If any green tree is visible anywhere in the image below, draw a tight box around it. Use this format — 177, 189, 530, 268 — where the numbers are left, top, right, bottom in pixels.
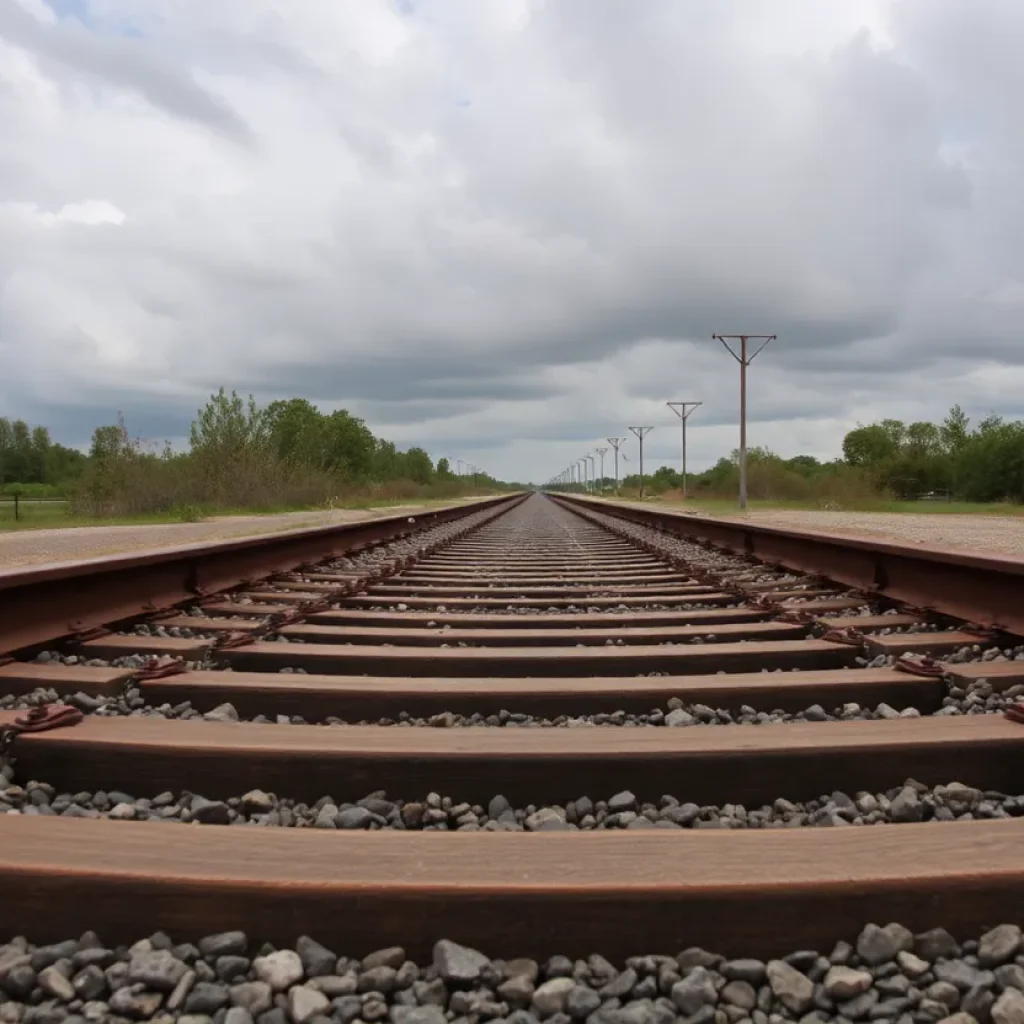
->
401, 447, 434, 485
323, 410, 375, 480
842, 424, 900, 467
190, 388, 267, 458
941, 405, 970, 453
264, 398, 325, 467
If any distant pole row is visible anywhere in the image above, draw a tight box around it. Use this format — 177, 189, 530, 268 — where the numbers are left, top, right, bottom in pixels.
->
450, 459, 484, 487
545, 333, 777, 509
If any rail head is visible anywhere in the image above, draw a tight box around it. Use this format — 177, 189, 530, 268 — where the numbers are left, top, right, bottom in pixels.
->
550, 493, 1024, 636
0, 493, 526, 655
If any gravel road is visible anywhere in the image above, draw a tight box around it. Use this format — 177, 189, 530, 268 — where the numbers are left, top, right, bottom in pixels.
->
717, 510, 1024, 557
0, 503, 456, 570
607, 502, 1024, 558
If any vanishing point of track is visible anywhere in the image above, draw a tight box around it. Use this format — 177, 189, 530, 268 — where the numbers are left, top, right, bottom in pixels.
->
4, 492, 1024, 1020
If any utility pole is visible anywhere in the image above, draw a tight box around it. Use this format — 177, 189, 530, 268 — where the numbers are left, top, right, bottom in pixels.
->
713, 334, 776, 510
585, 454, 595, 494
666, 401, 702, 500
595, 447, 608, 493
627, 426, 654, 499
578, 458, 587, 493
606, 437, 625, 492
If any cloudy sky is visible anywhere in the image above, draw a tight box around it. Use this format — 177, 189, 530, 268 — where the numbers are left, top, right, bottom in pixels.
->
1, 0, 1021, 483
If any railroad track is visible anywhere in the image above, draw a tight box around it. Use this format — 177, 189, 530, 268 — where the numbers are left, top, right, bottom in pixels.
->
2, 492, 1024, 1023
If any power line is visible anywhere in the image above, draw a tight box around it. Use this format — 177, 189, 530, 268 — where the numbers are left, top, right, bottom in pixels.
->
666, 401, 702, 501
627, 426, 654, 499
595, 447, 608, 493
606, 437, 625, 491
712, 334, 776, 510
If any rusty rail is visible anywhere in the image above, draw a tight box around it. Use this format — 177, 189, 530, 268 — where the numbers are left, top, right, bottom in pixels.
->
0, 493, 525, 655
552, 493, 1024, 637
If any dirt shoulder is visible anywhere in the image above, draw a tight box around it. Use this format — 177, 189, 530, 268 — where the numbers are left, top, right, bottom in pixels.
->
593, 500, 1024, 558
0, 503, 461, 570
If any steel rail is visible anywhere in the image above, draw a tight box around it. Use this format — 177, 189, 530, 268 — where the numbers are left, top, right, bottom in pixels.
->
552, 493, 1024, 636
0, 493, 525, 655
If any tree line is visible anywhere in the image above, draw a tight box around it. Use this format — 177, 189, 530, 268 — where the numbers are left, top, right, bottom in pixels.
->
2, 389, 509, 516
614, 405, 1024, 505
0, 418, 86, 492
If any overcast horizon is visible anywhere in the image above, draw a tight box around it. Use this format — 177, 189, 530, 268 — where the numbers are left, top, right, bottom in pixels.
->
1, 0, 1021, 484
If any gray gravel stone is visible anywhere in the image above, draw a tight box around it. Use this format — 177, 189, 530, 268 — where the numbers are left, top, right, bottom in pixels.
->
198, 932, 247, 959
671, 967, 717, 1015
295, 936, 336, 977
2, 963, 37, 999
190, 797, 231, 825
184, 981, 230, 1014
766, 960, 814, 1014
897, 950, 930, 977
858, 924, 901, 965
935, 961, 994, 992
287, 984, 329, 1023
917, 929, 960, 962
499, 974, 536, 1004
363, 947, 406, 971
252, 950, 303, 991
9, 921, 1024, 1024
229, 980, 272, 1015
167, 968, 197, 1011
433, 939, 489, 985
37, 965, 75, 1001
994, 989, 1024, 1024
997, 966, 1024, 993
337, 806, 374, 829
721, 980, 757, 1010
109, 986, 165, 1018
979, 925, 1023, 967
722, 959, 766, 984
129, 949, 189, 991
391, 1007, 448, 1024
824, 966, 874, 999
533, 977, 576, 1016
72, 964, 107, 1001
566, 984, 602, 1018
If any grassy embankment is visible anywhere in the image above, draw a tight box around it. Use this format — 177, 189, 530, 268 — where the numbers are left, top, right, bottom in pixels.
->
0, 494, 487, 532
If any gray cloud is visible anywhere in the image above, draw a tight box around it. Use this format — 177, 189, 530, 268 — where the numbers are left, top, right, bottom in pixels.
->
0, 0, 1021, 480
0, 1, 253, 145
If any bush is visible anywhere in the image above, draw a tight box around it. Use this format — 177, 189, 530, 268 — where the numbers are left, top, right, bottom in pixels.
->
67, 392, 506, 518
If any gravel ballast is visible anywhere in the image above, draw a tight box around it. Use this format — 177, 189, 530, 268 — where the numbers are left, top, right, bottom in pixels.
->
0, 774, 1017, 831
1, 925, 1023, 1024
4, 676, 1022, 727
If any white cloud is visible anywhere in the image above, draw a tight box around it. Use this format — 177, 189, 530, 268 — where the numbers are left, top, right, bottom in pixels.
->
0, 0, 1020, 481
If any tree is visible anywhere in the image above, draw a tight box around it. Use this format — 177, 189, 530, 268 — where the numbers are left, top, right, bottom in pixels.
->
842, 424, 899, 467
437, 457, 452, 477
190, 388, 267, 458
323, 410, 375, 480
402, 447, 434, 485
90, 422, 131, 462
264, 398, 324, 468
956, 418, 1024, 503
941, 405, 970, 453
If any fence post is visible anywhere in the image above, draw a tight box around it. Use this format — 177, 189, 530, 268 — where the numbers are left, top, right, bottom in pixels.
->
13, 495, 19, 521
